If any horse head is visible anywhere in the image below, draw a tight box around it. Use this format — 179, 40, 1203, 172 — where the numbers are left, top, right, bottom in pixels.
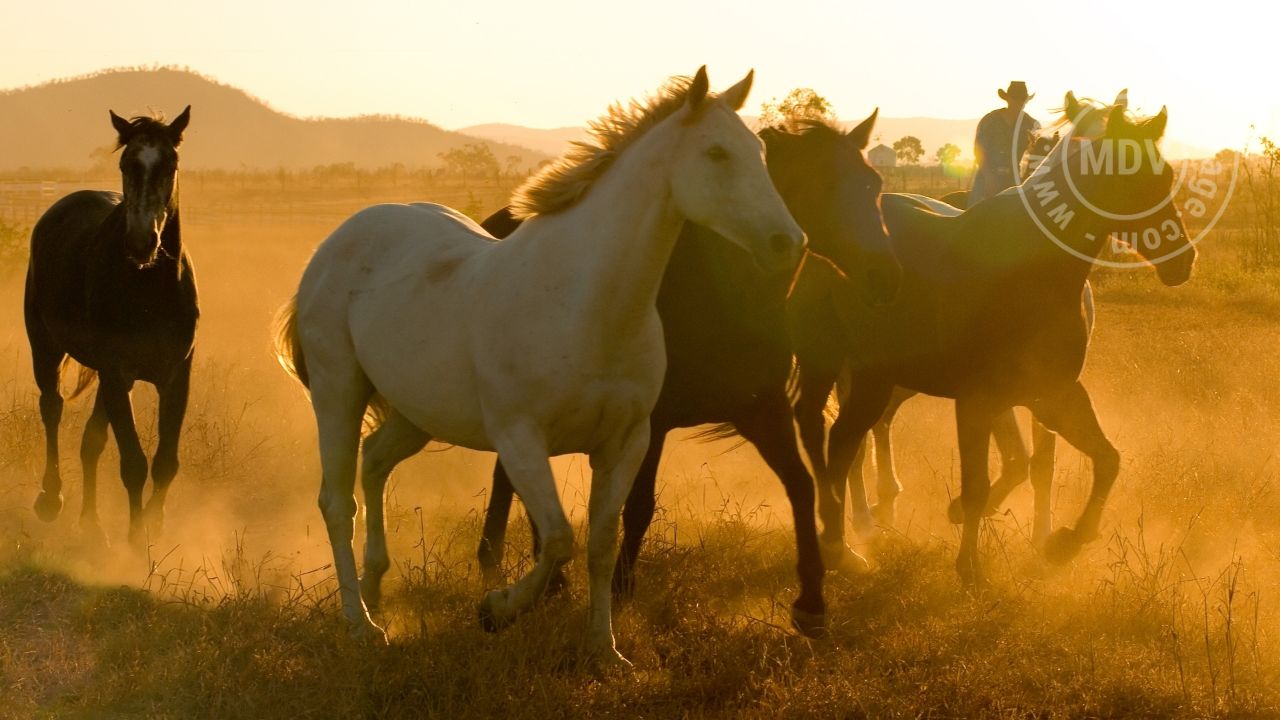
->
668, 68, 806, 276
760, 110, 901, 306
109, 106, 189, 268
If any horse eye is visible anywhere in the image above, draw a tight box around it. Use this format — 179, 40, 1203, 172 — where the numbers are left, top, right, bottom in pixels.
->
707, 145, 729, 162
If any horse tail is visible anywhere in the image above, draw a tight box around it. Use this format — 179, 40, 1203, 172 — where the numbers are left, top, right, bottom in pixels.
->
273, 295, 309, 389
273, 295, 389, 435
688, 422, 745, 447
59, 358, 98, 400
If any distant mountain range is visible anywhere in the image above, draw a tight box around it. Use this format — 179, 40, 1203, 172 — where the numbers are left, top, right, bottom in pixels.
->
0, 68, 549, 172
462, 115, 1213, 162
1, 68, 1213, 173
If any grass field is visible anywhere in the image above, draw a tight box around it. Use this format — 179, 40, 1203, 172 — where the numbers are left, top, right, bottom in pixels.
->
1, 173, 1278, 718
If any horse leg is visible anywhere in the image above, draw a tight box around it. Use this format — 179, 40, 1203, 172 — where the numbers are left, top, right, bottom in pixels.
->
479, 461, 571, 595
479, 422, 572, 633
734, 391, 826, 637
315, 389, 386, 640
987, 409, 1030, 514
822, 380, 893, 566
143, 357, 192, 536
98, 377, 149, 548
793, 364, 836, 481
612, 424, 666, 599
954, 396, 999, 586
30, 339, 65, 522
1031, 382, 1119, 564
869, 388, 911, 527
1028, 417, 1058, 547
359, 409, 428, 613
583, 418, 651, 669
78, 386, 110, 544
477, 461, 516, 582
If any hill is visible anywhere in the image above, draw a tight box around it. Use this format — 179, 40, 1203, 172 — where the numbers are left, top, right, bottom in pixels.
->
0, 68, 549, 172
458, 123, 588, 159
462, 116, 985, 163
463, 114, 1212, 162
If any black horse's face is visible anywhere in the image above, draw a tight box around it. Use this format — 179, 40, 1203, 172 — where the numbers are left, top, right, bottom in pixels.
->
1092, 106, 1195, 286
763, 112, 901, 307
110, 106, 189, 267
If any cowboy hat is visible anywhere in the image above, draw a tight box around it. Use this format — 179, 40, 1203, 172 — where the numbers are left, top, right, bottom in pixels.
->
998, 81, 1034, 102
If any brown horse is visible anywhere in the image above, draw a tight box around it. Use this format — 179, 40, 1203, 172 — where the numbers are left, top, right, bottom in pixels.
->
26, 108, 197, 548
790, 101, 1194, 583
839, 94, 1121, 545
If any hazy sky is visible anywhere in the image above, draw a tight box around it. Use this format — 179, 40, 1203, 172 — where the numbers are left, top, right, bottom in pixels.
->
2, 0, 1274, 151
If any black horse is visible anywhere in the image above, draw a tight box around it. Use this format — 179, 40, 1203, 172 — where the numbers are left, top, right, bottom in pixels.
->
25, 107, 198, 547
474, 115, 900, 636
790, 104, 1194, 584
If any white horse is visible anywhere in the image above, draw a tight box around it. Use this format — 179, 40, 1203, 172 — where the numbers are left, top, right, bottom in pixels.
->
275, 67, 804, 668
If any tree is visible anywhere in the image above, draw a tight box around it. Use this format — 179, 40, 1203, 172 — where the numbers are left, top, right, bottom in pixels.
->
1215, 148, 1241, 167
505, 154, 523, 177
437, 142, 499, 185
893, 136, 924, 165
758, 88, 835, 129
935, 143, 961, 167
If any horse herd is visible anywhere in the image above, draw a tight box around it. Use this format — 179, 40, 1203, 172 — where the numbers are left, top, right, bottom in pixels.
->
22, 67, 1192, 669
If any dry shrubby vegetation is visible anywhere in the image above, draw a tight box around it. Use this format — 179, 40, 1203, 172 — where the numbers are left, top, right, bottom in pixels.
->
0, 158, 1279, 718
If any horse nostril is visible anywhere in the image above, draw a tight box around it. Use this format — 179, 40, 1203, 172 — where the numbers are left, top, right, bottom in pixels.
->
769, 233, 794, 257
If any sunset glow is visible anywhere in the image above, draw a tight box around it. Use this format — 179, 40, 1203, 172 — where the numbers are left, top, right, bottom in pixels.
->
2, 0, 1274, 153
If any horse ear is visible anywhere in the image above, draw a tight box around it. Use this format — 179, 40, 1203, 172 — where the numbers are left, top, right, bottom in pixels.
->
1063, 91, 1082, 121
718, 69, 753, 111
1114, 88, 1129, 109
110, 110, 132, 144
168, 105, 191, 144
846, 108, 878, 150
1106, 104, 1129, 134
1143, 106, 1168, 140
686, 66, 710, 113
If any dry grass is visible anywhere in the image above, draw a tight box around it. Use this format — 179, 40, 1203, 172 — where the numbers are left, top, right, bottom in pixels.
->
0, 177, 1278, 718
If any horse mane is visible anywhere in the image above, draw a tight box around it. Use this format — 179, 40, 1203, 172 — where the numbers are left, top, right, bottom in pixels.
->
1016, 100, 1161, 190
509, 75, 699, 219
785, 118, 849, 140
113, 114, 172, 150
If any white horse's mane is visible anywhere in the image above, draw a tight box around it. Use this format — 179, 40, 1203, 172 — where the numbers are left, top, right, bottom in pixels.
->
510, 75, 700, 220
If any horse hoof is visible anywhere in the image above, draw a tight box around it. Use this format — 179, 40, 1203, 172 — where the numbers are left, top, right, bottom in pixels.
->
870, 502, 896, 528
586, 645, 633, 676
547, 568, 571, 598
350, 618, 389, 645
479, 563, 504, 587
33, 492, 63, 522
955, 556, 985, 588
820, 540, 871, 574
360, 581, 383, 615
851, 511, 877, 539
127, 526, 148, 553
946, 497, 965, 525
1043, 527, 1082, 565
791, 606, 827, 639
478, 589, 514, 633
80, 521, 110, 547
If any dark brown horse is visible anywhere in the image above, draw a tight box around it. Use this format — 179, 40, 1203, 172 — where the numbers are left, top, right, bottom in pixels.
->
790, 102, 1194, 583
476, 114, 899, 636
26, 108, 198, 547
835, 95, 1119, 546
